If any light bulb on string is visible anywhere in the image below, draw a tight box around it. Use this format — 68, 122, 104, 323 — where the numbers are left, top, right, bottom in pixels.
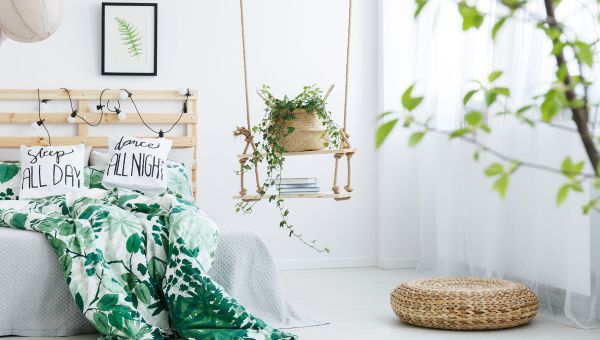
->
116, 108, 126, 121
31, 120, 44, 130
67, 110, 78, 123
119, 90, 129, 100
179, 88, 190, 96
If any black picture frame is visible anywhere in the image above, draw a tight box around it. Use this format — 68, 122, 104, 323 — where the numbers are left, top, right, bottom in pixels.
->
101, 2, 157, 76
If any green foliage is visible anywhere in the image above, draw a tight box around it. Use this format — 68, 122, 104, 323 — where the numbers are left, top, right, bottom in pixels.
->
458, 1, 484, 30
402, 85, 424, 111
115, 17, 143, 58
380, 1, 600, 217
376, 119, 399, 148
408, 131, 426, 146
235, 85, 338, 253
414, 0, 428, 17
492, 15, 509, 40
484, 161, 520, 198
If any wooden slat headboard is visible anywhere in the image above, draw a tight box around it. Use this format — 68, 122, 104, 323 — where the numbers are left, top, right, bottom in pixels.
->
0, 89, 198, 194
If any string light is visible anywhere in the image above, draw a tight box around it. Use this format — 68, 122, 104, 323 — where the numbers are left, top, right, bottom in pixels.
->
121, 87, 190, 138
57, 88, 191, 140
33, 89, 52, 145
67, 110, 78, 123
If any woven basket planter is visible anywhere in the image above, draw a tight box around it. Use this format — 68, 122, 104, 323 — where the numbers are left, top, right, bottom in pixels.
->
390, 277, 539, 330
274, 109, 327, 152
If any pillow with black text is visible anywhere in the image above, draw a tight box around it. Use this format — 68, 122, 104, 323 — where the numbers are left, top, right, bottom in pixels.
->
19, 144, 85, 199
102, 135, 172, 195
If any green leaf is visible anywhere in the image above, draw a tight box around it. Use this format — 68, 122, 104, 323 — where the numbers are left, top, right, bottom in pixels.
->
377, 111, 394, 121
574, 41, 593, 67
464, 111, 483, 126
414, 0, 428, 17
463, 89, 479, 105
582, 198, 599, 214
556, 184, 570, 206
408, 131, 426, 146
561, 157, 584, 179
485, 91, 498, 107
516, 104, 534, 114
494, 87, 510, 96
148, 257, 166, 283
376, 119, 399, 148
488, 71, 503, 83
97, 294, 119, 311
541, 89, 560, 122
449, 127, 471, 138
401, 85, 424, 111
493, 175, 510, 198
492, 16, 508, 40
458, 2, 484, 30
75, 293, 84, 312
93, 312, 110, 334
484, 163, 504, 177
134, 283, 152, 305
126, 234, 142, 254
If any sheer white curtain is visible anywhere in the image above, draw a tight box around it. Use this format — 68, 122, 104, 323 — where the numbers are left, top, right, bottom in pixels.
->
382, 0, 600, 328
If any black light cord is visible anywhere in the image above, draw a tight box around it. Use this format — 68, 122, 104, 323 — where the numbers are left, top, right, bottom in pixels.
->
36, 89, 52, 146
122, 87, 190, 137
47, 88, 191, 141
61, 88, 77, 118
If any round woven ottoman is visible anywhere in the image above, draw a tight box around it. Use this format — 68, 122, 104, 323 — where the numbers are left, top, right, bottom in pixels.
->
390, 277, 538, 330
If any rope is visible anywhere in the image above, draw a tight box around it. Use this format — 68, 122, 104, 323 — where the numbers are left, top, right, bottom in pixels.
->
343, 0, 352, 131
332, 153, 343, 194
240, 0, 251, 130
345, 152, 354, 192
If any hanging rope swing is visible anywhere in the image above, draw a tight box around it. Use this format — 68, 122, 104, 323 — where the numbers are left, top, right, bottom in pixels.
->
234, 0, 355, 201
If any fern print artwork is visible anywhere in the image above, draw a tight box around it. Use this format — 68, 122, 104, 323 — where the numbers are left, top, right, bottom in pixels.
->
102, 3, 156, 75
115, 17, 143, 59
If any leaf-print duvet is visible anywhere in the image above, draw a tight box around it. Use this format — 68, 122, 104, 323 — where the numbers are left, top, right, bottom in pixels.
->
0, 189, 296, 340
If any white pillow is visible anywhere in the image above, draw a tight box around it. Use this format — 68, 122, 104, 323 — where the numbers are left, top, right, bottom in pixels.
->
102, 135, 172, 195
19, 144, 85, 199
90, 147, 194, 177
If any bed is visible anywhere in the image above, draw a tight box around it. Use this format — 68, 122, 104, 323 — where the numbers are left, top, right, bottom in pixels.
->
0, 89, 321, 337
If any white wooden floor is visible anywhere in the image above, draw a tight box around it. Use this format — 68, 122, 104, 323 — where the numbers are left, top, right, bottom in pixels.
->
283, 268, 600, 339
4, 267, 600, 340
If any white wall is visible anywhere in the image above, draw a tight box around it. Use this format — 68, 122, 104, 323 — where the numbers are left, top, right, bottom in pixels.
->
0, 0, 380, 269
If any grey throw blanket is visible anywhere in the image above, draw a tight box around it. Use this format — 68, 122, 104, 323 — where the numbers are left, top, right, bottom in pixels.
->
0, 227, 322, 337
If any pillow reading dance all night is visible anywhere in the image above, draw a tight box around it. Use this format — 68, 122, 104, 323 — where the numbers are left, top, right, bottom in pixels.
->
19, 144, 85, 199
102, 135, 173, 195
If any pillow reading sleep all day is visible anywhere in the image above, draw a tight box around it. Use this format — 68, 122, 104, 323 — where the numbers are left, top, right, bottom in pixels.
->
102, 135, 172, 195
19, 144, 85, 199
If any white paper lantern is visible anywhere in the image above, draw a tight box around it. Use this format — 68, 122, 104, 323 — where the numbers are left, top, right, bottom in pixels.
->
0, 0, 64, 43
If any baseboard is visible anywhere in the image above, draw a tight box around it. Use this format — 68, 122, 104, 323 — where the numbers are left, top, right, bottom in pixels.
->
377, 257, 419, 269
277, 257, 377, 271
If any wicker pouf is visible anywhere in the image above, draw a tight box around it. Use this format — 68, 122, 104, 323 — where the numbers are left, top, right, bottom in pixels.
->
390, 277, 539, 330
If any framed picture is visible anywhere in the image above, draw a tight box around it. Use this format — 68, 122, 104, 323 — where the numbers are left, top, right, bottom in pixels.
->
102, 2, 157, 76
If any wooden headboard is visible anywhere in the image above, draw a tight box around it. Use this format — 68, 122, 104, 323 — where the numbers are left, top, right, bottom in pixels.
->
0, 89, 198, 194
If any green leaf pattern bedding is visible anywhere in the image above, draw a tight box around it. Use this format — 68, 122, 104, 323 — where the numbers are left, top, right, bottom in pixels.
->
0, 189, 295, 339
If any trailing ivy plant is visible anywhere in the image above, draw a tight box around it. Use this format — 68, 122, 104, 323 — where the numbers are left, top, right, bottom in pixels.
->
377, 0, 600, 213
235, 85, 340, 253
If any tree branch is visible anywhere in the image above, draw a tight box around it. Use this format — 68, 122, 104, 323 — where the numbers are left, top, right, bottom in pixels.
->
544, 0, 599, 174
415, 121, 596, 179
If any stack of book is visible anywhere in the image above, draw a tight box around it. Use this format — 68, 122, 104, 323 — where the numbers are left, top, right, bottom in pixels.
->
275, 177, 319, 194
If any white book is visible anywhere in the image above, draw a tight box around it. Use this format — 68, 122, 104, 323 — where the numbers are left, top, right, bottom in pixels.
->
277, 184, 319, 189
278, 187, 321, 193
276, 177, 317, 185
